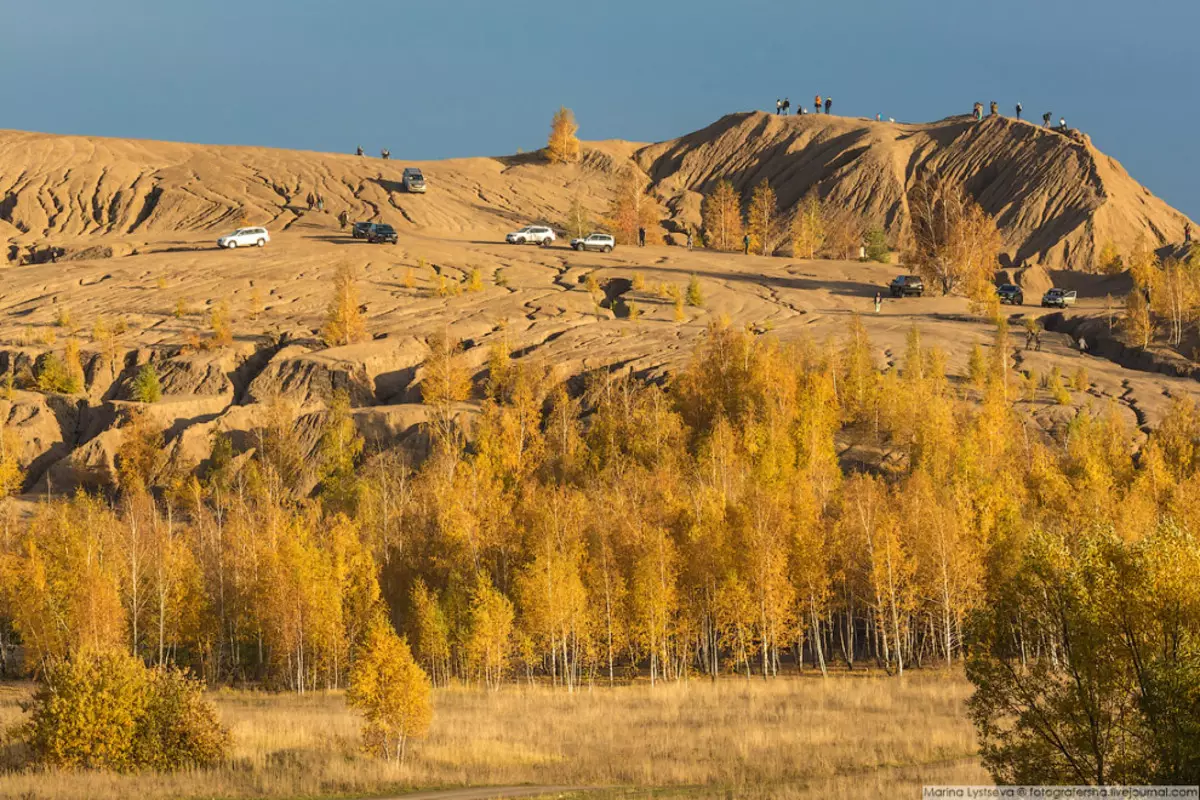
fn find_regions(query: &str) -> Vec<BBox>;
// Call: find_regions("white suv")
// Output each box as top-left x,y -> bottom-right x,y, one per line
217,227 -> 270,249
571,233 -> 615,253
506,225 -> 556,246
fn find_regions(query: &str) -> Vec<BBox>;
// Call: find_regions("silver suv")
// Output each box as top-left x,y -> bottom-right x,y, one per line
403,167 -> 426,193
506,225 -> 556,246
570,233 -> 615,253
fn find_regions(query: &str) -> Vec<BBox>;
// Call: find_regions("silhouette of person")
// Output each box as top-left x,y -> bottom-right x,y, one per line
638,226 -> 646,247
782,97 -> 790,115
824,96 -> 832,114
1043,112 -> 1052,127
989,101 -> 998,116
776,98 -> 782,115
743,233 -> 751,254
1015,102 -> 1022,121
356,145 -> 363,156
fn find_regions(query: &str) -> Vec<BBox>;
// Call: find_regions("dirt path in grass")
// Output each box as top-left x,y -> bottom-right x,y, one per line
372,787 -> 593,800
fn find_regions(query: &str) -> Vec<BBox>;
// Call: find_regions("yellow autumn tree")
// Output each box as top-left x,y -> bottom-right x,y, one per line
908,177 -> 1002,297
746,179 -> 782,255
702,180 -> 744,251
347,617 -> 432,764
546,106 -> 581,165
790,193 -> 826,258
322,263 -> 368,347
605,166 -> 660,245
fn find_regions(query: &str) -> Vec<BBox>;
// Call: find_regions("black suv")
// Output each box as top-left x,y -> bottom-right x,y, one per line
889,274 -> 924,297
352,221 -> 374,239
996,284 -> 1024,305
366,224 -> 398,244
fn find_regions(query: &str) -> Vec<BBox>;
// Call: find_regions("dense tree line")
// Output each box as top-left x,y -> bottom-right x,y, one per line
1,315 -> 1198,781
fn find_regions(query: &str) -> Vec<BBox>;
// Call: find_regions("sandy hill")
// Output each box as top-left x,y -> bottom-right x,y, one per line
636,112 -> 1194,271
2,114 -> 1193,271
0,129 -> 639,254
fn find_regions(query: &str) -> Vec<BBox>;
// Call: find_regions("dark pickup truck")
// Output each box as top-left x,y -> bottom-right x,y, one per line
366,224 -> 398,244
889,274 -> 925,297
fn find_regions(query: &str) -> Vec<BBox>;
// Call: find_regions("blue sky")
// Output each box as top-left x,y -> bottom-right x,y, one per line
3,0 -> 1197,220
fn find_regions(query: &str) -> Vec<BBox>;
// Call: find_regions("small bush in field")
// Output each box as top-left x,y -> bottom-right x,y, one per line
21,649 -> 229,772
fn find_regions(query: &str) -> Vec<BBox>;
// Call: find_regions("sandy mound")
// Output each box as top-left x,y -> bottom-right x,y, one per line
635,112 -> 1194,271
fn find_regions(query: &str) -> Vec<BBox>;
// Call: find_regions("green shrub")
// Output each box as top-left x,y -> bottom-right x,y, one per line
34,352 -> 81,394
864,228 -> 890,263
686,275 -> 704,308
131,363 -> 162,403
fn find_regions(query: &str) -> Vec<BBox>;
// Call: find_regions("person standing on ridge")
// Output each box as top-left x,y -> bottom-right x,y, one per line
990,101 -> 998,116
1043,112 -> 1052,127
776,98 -> 782,115
638,226 -> 646,247
783,97 -> 790,115
356,145 -> 363,156
1058,117 -> 1067,130
1015,102 -> 1022,120
381,148 -> 390,160
825,96 -> 832,114
815,95 -> 822,114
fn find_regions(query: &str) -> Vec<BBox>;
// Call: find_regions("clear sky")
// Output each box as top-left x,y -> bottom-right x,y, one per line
3,0 -> 1197,220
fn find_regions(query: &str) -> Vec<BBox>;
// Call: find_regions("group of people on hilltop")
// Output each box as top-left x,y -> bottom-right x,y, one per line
354,145 -> 392,159
774,95 -> 834,115
972,101 -> 1069,132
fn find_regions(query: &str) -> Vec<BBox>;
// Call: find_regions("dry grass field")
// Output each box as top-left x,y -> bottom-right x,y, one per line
0,672 -> 987,800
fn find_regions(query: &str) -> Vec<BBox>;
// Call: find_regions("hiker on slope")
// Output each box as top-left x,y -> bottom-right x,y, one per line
825,96 -> 832,114
783,97 -> 790,115
776,98 -> 782,115
990,101 -> 998,116
815,95 -> 822,114
1015,102 -> 1022,120
1043,112 -> 1052,127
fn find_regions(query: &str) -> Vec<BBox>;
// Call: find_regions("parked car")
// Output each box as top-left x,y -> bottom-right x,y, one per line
506,225 -> 556,246
402,167 -> 426,193
217,227 -> 269,249
1041,288 -> 1078,308
996,284 -> 1024,305
352,222 -> 375,239
889,274 -> 924,297
367,223 -> 398,244
571,233 -> 616,253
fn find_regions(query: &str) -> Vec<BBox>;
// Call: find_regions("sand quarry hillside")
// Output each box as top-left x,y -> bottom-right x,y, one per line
0,114 -> 1197,500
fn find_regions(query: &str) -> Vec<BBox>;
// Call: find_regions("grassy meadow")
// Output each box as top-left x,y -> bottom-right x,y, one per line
0,670 -> 987,799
